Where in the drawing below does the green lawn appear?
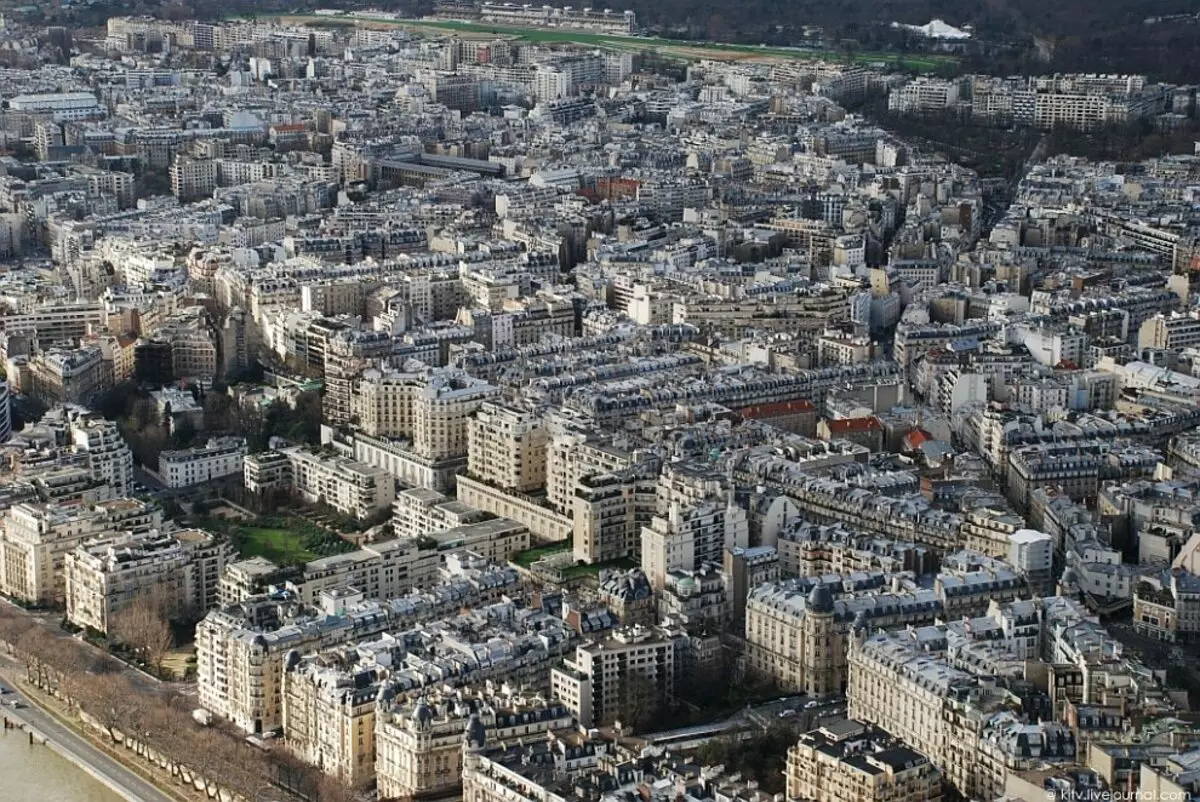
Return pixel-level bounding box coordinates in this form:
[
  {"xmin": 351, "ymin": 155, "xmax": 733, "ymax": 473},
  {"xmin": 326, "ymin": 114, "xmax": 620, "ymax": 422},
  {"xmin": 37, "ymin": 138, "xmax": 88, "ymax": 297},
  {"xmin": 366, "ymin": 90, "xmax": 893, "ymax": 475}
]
[
  {"xmin": 271, "ymin": 14, "xmax": 956, "ymax": 72},
  {"xmin": 236, "ymin": 526, "xmax": 322, "ymax": 565},
  {"xmin": 560, "ymin": 556, "xmax": 640, "ymax": 580},
  {"xmin": 513, "ymin": 540, "xmax": 573, "ymax": 568}
]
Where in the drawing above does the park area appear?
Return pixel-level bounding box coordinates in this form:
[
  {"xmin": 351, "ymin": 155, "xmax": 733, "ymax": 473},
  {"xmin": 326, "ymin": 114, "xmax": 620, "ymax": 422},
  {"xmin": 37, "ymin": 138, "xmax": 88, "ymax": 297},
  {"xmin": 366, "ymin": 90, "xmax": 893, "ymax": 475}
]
[
  {"xmin": 274, "ymin": 14, "xmax": 956, "ymax": 73},
  {"xmin": 198, "ymin": 514, "xmax": 357, "ymax": 566}
]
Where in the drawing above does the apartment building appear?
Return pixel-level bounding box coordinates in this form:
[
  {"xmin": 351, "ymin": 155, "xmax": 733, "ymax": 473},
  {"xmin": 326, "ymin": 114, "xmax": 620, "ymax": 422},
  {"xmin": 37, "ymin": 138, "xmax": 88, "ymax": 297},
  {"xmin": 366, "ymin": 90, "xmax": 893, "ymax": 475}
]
[
  {"xmin": 848, "ymin": 627, "xmax": 1076, "ymax": 800},
  {"xmin": 596, "ymin": 569, "xmax": 657, "ymax": 627},
  {"xmin": 1133, "ymin": 568, "xmax": 1200, "ymax": 643},
  {"xmin": 391, "ymin": 486, "xmax": 487, "ymax": 539},
  {"xmin": 8, "ymin": 92, "xmax": 103, "ymax": 121},
  {"xmin": 785, "ymin": 720, "xmax": 943, "ymax": 802},
  {"xmin": 65, "ymin": 528, "xmax": 232, "ymax": 634},
  {"xmin": 968, "ymin": 74, "xmax": 1169, "ymax": 130},
  {"xmin": 159, "ymin": 437, "xmax": 247, "ymax": 488},
  {"xmin": 460, "ymin": 731, "xmax": 613, "ymax": 802},
  {"xmin": 352, "ymin": 366, "xmax": 500, "ymax": 460},
  {"xmin": 550, "ymin": 624, "xmax": 684, "ymax": 727},
  {"xmin": 26, "ymin": 345, "xmax": 108, "ymax": 406},
  {"xmin": 0, "ymin": 498, "xmax": 160, "ymax": 606},
  {"xmin": 375, "ymin": 688, "xmax": 575, "ymax": 800},
  {"xmin": 197, "ymin": 569, "xmax": 520, "ymax": 734},
  {"xmin": 1006, "ymin": 444, "xmax": 1102, "ymax": 511},
  {"xmin": 641, "ymin": 501, "xmax": 749, "ymax": 591},
  {"xmin": 242, "ymin": 449, "xmax": 293, "ymax": 494},
  {"xmin": 961, "ymin": 507, "xmax": 1026, "ymax": 559},
  {"xmin": 297, "ymin": 523, "xmax": 526, "ymax": 605},
  {"xmin": 169, "ymin": 156, "xmax": 218, "ymax": 200},
  {"xmin": 281, "ymin": 656, "xmax": 383, "ymax": 787},
  {"xmin": 467, "ymin": 401, "xmax": 548, "ymax": 493},
  {"xmin": 0, "ymin": 302, "xmax": 106, "ymax": 345},
  {"xmin": 1139, "ymin": 312, "xmax": 1200, "ymax": 351},
  {"xmin": 70, "ymin": 414, "xmax": 135, "ymax": 497},
  {"xmin": 888, "ymin": 77, "xmax": 961, "ymax": 114},
  {"xmin": 546, "ymin": 431, "xmax": 634, "ymax": 514},
  {"xmin": 276, "ymin": 446, "xmax": 396, "ymax": 521},
  {"xmin": 573, "ymin": 465, "xmax": 659, "ymax": 564},
  {"xmin": 746, "ymin": 564, "xmax": 1025, "ymax": 696},
  {"xmin": 217, "ymin": 556, "xmax": 294, "ymax": 605},
  {"xmin": 775, "ymin": 520, "xmax": 930, "ymax": 579}
]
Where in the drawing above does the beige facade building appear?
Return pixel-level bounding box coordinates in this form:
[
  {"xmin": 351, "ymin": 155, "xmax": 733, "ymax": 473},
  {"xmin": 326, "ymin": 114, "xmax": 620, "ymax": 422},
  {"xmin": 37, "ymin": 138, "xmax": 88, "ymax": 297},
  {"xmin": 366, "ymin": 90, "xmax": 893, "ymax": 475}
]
[
  {"xmin": 1139, "ymin": 312, "xmax": 1200, "ymax": 351},
  {"xmin": 785, "ymin": 720, "xmax": 943, "ymax": 802},
  {"xmin": 847, "ymin": 627, "xmax": 1076, "ymax": 801},
  {"xmin": 961, "ymin": 507, "xmax": 1026, "ymax": 559},
  {"xmin": 65, "ymin": 528, "xmax": 232, "ymax": 634},
  {"xmin": 0, "ymin": 498, "xmax": 160, "ymax": 607},
  {"xmin": 281, "ymin": 657, "xmax": 383, "ymax": 787},
  {"xmin": 467, "ymin": 401, "xmax": 548, "ymax": 493},
  {"xmin": 572, "ymin": 466, "xmax": 658, "ymax": 565},
  {"xmin": 351, "ymin": 366, "xmax": 499, "ymax": 460},
  {"xmin": 27, "ymin": 345, "xmax": 109, "ymax": 406},
  {"xmin": 745, "ymin": 568, "xmax": 1023, "ymax": 697},
  {"xmin": 545, "ymin": 431, "xmax": 633, "ymax": 514},
  {"xmin": 198, "ymin": 570, "xmax": 521, "ymax": 734},
  {"xmin": 375, "ymin": 687, "xmax": 575, "ymax": 800}
]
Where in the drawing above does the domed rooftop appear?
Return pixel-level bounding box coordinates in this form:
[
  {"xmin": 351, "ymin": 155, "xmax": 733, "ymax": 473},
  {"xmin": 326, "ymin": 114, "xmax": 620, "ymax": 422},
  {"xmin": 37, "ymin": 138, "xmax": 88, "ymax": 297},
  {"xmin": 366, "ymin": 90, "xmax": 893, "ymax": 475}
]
[
  {"xmin": 413, "ymin": 698, "xmax": 434, "ymax": 727},
  {"xmin": 807, "ymin": 584, "xmax": 835, "ymax": 614}
]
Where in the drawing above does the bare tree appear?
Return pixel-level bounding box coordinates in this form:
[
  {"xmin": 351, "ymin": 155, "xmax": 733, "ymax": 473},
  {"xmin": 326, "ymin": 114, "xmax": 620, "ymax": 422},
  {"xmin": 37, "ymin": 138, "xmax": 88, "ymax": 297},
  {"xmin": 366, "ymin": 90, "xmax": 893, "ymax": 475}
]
[
  {"xmin": 0, "ymin": 608, "xmax": 35, "ymax": 652},
  {"xmin": 110, "ymin": 583, "xmax": 176, "ymax": 676},
  {"xmin": 618, "ymin": 670, "xmax": 662, "ymax": 733},
  {"xmin": 17, "ymin": 628, "xmax": 56, "ymax": 688},
  {"xmin": 316, "ymin": 773, "xmax": 359, "ymax": 802}
]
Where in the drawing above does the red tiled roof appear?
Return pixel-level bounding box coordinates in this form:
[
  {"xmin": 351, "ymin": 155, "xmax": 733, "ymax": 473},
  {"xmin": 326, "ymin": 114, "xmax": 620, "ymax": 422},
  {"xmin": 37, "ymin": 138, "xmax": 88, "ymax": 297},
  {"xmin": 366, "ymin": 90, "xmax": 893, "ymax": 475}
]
[
  {"xmin": 904, "ymin": 428, "xmax": 933, "ymax": 449},
  {"xmin": 738, "ymin": 400, "xmax": 815, "ymax": 418},
  {"xmin": 826, "ymin": 416, "xmax": 883, "ymax": 433}
]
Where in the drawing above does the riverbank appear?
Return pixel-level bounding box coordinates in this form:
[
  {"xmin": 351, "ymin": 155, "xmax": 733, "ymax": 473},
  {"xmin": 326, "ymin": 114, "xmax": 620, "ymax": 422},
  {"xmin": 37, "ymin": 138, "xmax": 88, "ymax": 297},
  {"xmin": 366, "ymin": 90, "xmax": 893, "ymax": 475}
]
[{"xmin": 0, "ymin": 659, "xmax": 189, "ymax": 802}]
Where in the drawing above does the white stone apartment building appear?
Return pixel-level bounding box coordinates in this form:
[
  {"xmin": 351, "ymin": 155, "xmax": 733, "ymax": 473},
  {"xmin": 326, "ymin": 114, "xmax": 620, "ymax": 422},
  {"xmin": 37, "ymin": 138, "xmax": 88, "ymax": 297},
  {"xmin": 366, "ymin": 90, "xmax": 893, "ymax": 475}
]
[
  {"xmin": 640, "ymin": 501, "xmax": 749, "ymax": 591},
  {"xmin": 888, "ymin": 77, "xmax": 961, "ymax": 114},
  {"xmin": 278, "ymin": 446, "xmax": 396, "ymax": 521},
  {"xmin": 159, "ymin": 436, "xmax": 247, "ymax": 488},
  {"xmin": 391, "ymin": 486, "xmax": 487, "ymax": 539},
  {"xmin": 70, "ymin": 414, "xmax": 135, "ymax": 497}
]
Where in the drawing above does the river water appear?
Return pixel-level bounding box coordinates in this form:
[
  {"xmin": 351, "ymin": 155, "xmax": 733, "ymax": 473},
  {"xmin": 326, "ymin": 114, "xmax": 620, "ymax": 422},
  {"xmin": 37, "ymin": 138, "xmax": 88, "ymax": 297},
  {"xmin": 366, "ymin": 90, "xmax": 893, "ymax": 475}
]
[{"xmin": 0, "ymin": 722, "xmax": 125, "ymax": 801}]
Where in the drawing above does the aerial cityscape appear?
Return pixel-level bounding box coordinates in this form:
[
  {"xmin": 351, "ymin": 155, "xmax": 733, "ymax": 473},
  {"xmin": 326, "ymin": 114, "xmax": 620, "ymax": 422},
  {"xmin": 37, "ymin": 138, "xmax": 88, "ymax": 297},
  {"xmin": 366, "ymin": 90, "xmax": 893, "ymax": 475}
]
[{"xmin": 0, "ymin": 4, "xmax": 1197, "ymax": 802}]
